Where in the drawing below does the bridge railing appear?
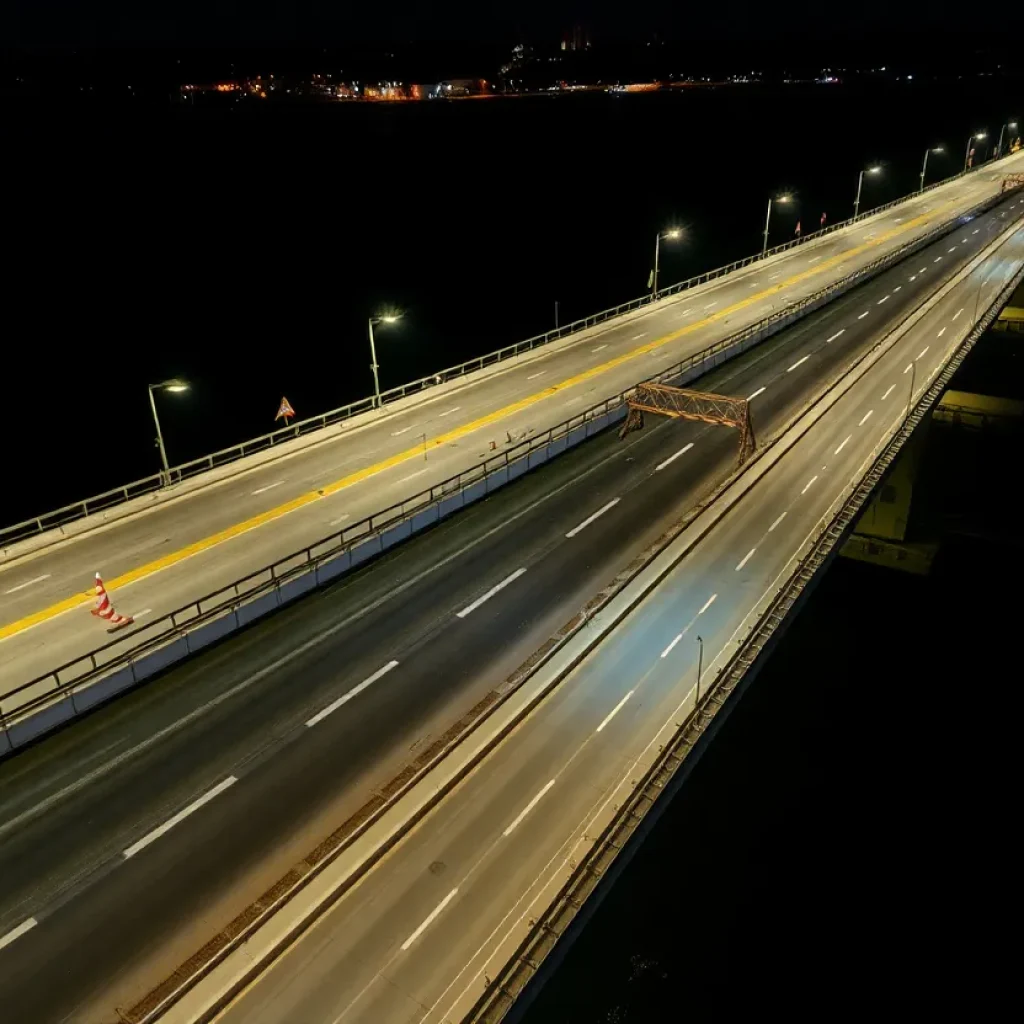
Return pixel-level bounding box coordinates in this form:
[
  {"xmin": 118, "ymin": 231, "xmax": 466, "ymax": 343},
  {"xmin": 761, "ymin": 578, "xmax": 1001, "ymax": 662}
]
[
  {"xmin": 3, "ymin": 186, "xmax": 1006, "ymax": 736},
  {"xmin": 3, "ymin": 156, "xmax": 1013, "ymax": 548}
]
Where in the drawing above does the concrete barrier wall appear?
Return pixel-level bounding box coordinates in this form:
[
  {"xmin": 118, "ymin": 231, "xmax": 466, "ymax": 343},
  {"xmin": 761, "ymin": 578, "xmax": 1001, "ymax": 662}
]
[
  {"xmin": 187, "ymin": 613, "xmax": 240, "ymax": 655},
  {"xmin": 75, "ymin": 666, "xmax": 137, "ymax": 713}
]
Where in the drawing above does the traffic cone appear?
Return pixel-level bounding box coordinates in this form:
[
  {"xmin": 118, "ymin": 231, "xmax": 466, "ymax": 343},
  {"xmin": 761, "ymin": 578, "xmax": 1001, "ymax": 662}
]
[{"xmin": 91, "ymin": 573, "xmax": 134, "ymax": 632}]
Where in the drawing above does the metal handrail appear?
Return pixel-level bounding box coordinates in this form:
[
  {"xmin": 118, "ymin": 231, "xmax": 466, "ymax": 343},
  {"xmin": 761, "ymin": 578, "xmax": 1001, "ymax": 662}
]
[
  {"xmin": 2, "ymin": 158, "xmax": 1006, "ymax": 548},
  {"xmin": 3, "ymin": 187, "xmax": 1001, "ymax": 723}
]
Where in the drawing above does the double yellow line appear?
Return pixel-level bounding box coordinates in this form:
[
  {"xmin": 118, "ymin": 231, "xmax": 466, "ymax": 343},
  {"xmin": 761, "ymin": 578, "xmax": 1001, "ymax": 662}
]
[{"xmin": 0, "ymin": 192, "xmax": 961, "ymax": 643}]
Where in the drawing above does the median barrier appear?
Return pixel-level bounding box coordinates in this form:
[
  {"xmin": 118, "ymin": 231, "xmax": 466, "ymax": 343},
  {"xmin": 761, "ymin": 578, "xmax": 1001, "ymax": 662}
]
[
  {"xmin": 8, "ymin": 696, "xmax": 77, "ymax": 749},
  {"xmin": 315, "ymin": 552, "xmax": 350, "ymax": 586},
  {"xmin": 133, "ymin": 638, "xmax": 191, "ymax": 684},
  {"xmin": 186, "ymin": 614, "xmax": 239, "ymax": 656},
  {"xmin": 75, "ymin": 666, "xmax": 137, "ymax": 714},
  {"xmin": 1, "ymin": 189, "xmax": 1012, "ymax": 755},
  {"xmin": 277, "ymin": 572, "xmax": 317, "ymax": 607}
]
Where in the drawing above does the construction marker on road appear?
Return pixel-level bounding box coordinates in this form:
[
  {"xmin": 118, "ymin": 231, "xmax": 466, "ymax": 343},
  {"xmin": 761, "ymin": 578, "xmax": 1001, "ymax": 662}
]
[{"xmin": 91, "ymin": 573, "xmax": 134, "ymax": 633}]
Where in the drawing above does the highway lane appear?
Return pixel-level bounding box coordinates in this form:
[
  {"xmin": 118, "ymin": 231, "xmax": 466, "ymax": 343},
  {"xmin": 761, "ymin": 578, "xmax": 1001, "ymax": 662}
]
[
  {"xmin": 0, "ymin": 205, "xmax": 1017, "ymax": 1022},
  {"xmin": 1, "ymin": 156, "xmax": 1021, "ymax": 688},
  {"xmin": 203, "ymin": 220, "xmax": 1024, "ymax": 1024}
]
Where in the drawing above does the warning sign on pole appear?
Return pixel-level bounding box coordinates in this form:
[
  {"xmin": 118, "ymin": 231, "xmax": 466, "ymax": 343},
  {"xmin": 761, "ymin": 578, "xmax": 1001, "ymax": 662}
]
[{"xmin": 275, "ymin": 397, "xmax": 296, "ymax": 422}]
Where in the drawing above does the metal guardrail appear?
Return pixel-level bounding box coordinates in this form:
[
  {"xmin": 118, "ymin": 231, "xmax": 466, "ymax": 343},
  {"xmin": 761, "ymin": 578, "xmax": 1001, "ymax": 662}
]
[
  {"xmin": 1, "ymin": 160, "xmax": 1002, "ymax": 548},
  {"xmin": 464, "ymin": 236, "xmax": 1024, "ymax": 1024},
  {"xmin": 1, "ymin": 189, "xmax": 1003, "ymax": 731}
]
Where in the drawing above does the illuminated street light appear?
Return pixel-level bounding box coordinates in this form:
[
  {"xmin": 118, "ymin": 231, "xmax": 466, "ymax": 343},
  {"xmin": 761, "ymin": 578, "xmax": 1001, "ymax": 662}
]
[
  {"xmin": 964, "ymin": 131, "xmax": 986, "ymax": 173},
  {"xmin": 853, "ymin": 165, "xmax": 882, "ymax": 219},
  {"xmin": 996, "ymin": 120, "xmax": 1018, "ymax": 159},
  {"xmin": 762, "ymin": 193, "xmax": 793, "ymax": 258},
  {"xmin": 148, "ymin": 379, "xmax": 190, "ymax": 485},
  {"xmin": 368, "ymin": 311, "xmax": 403, "ymax": 409},
  {"xmin": 652, "ymin": 227, "xmax": 683, "ymax": 300},
  {"xmin": 919, "ymin": 146, "xmax": 944, "ymax": 193}
]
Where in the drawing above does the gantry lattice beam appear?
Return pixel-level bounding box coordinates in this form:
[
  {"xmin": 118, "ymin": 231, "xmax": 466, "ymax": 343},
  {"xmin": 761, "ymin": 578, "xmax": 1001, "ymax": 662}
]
[{"xmin": 620, "ymin": 382, "xmax": 757, "ymax": 464}]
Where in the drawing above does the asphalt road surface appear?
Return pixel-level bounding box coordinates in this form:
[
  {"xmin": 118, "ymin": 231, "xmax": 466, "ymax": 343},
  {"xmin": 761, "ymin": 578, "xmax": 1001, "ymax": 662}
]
[
  {"xmin": 1, "ymin": 155, "xmax": 1021, "ymax": 693},
  {"xmin": 0, "ymin": 200, "xmax": 1019, "ymax": 1023}
]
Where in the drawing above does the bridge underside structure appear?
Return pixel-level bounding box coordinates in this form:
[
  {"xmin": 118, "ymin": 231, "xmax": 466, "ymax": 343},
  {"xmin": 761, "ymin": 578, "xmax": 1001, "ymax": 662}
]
[{"xmin": 620, "ymin": 381, "xmax": 757, "ymax": 464}]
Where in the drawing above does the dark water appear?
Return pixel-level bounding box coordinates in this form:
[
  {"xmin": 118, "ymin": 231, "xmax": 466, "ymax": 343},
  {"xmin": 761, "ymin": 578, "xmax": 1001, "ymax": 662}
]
[
  {"xmin": 4, "ymin": 77, "xmax": 1021, "ymax": 524},
  {"xmin": 521, "ymin": 330, "xmax": 1023, "ymax": 1023}
]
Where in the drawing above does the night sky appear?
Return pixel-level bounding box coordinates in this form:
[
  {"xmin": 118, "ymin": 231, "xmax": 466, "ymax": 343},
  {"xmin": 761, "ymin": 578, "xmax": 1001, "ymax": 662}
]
[{"xmin": 6, "ymin": 1, "xmax": 1022, "ymax": 48}]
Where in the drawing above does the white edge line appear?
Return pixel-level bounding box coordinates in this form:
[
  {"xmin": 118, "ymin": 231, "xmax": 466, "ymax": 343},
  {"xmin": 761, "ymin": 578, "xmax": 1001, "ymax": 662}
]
[
  {"xmin": 401, "ymin": 889, "xmax": 459, "ymax": 951},
  {"xmin": 503, "ymin": 780, "xmax": 557, "ymax": 836},
  {"xmin": 456, "ymin": 568, "xmax": 527, "ymax": 619},
  {"xmin": 123, "ymin": 776, "xmax": 238, "ymax": 859},
  {"xmin": 0, "ymin": 918, "xmax": 38, "ymax": 952},
  {"xmin": 305, "ymin": 661, "xmax": 400, "ymax": 728}
]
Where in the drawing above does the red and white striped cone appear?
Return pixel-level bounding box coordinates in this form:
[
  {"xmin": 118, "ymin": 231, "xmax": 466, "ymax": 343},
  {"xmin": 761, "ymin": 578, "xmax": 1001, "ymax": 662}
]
[{"xmin": 91, "ymin": 573, "xmax": 134, "ymax": 632}]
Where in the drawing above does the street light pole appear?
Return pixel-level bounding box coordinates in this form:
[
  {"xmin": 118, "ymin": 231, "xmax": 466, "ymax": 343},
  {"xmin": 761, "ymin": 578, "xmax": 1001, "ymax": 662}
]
[
  {"xmin": 762, "ymin": 197, "xmax": 773, "ymax": 259},
  {"xmin": 367, "ymin": 312, "xmax": 402, "ymax": 409},
  {"xmin": 368, "ymin": 317, "xmax": 381, "ymax": 409},
  {"xmin": 148, "ymin": 385, "xmax": 170, "ymax": 486},
  {"xmin": 964, "ymin": 131, "xmax": 986, "ymax": 173},
  {"xmin": 147, "ymin": 379, "xmax": 189, "ymax": 487},
  {"xmin": 920, "ymin": 146, "xmax": 943, "ymax": 192},
  {"xmin": 652, "ymin": 227, "xmax": 682, "ymax": 301},
  {"xmin": 761, "ymin": 194, "xmax": 792, "ymax": 259},
  {"xmin": 905, "ymin": 360, "xmax": 916, "ymax": 426},
  {"xmin": 854, "ymin": 165, "xmax": 881, "ymax": 219},
  {"xmin": 997, "ymin": 121, "xmax": 1018, "ymax": 159},
  {"xmin": 695, "ymin": 634, "xmax": 704, "ymax": 710},
  {"xmin": 653, "ymin": 231, "xmax": 661, "ymax": 300}
]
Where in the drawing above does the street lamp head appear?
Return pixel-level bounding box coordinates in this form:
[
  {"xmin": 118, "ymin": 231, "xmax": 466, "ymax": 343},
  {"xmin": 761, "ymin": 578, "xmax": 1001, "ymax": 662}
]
[
  {"xmin": 155, "ymin": 378, "xmax": 189, "ymax": 393},
  {"xmin": 382, "ymin": 315, "xmax": 400, "ymax": 324},
  {"xmin": 664, "ymin": 227, "xmax": 682, "ymax": 240},
  {"xmin": 932, "ymin": 146, "xmax": 945, "ymax": 153},
  {"xmin": 776, "ymin": 193, "xmax": 793, "ymax": 203},
  {"xmin": 867, "ymin": 165, "xmax": 882, "ymax": 174},
  {"xmin": 975, "ymin": 131, "xmax": 987, "ymax": 140},
  {"xmin": 1009, "ymin": 121, "xmax": 1018, "ymax": 129}
]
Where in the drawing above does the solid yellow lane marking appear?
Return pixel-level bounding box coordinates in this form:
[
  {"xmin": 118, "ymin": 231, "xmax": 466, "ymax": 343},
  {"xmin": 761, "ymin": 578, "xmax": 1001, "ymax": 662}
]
[{"xmin": 0, "ymin": 191, "xmax": 966, "ymax": 642}]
